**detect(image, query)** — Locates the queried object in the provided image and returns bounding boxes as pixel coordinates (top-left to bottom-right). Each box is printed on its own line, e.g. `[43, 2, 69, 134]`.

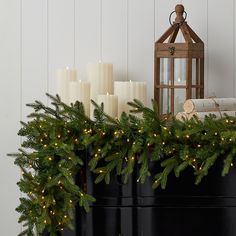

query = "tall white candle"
[69, 80, 90, 117]
[56, 67, 77, 104]
[114, 81, 131, 117]
[87, 62, 113, 101]
[69, 80, 78, 104]
[97, 93, 118, 118]
[87, 62, 113, 116]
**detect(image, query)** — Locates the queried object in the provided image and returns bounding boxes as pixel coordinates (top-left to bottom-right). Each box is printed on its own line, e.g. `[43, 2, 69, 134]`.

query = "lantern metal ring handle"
[169, 10, 187, 26]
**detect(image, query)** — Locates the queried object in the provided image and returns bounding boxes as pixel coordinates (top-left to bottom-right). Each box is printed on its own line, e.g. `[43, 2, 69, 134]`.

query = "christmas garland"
[10, 93, 236, 236]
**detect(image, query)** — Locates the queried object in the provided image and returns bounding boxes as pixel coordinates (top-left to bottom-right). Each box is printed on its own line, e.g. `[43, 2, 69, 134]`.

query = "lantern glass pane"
[174, 89, 186, 114]
[159, 88, 170, 114]
[192, 59, 197, 85]
[160, 58, 171, 85]
[174, 59, 186, 85]
[192, 88, 197, 99]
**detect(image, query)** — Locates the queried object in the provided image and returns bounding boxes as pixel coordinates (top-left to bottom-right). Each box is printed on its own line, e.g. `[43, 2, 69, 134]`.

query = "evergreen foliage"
[9, 94, 236, 235]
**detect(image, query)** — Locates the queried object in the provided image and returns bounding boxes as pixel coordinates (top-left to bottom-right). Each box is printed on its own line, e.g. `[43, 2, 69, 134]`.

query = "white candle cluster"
[56, 63, 147, 119]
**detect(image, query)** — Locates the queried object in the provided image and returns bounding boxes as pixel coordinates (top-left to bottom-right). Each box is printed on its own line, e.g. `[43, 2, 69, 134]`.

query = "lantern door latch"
[168, 46, 175, 55]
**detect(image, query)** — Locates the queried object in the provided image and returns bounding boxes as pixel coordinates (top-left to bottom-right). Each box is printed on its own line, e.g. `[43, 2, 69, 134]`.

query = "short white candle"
[114, 81, 147, 117]
[69, 80, 91, 117]
[56, 67, 77, 104]
[97, 93, 118, 118]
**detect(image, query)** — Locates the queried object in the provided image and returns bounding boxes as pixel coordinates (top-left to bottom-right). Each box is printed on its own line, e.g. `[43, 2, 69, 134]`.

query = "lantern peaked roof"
[156, 4, 203, 44]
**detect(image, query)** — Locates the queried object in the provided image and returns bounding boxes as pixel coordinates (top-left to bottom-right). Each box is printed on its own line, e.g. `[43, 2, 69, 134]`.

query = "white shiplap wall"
[1, 0, 235, 234]
[0, 0, 21, 235]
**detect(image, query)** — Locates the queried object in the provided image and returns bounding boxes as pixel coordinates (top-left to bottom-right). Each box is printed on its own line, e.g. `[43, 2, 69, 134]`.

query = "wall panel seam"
[206, 0, 209, 96]
[47, 0, 49, 105]
[233, 0, 235, 97]
[126, 0, 129, 80]
[19, 0, 23, 233]
[99, 0, 103, 61]
[74, 0, 76, 68]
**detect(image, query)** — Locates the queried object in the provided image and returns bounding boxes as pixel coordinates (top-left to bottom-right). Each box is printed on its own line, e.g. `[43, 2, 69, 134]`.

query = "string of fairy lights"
[15, 94, 236, 234]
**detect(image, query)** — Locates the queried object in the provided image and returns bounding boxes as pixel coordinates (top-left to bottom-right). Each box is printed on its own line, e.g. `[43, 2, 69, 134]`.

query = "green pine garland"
[9, 93, 236, 235]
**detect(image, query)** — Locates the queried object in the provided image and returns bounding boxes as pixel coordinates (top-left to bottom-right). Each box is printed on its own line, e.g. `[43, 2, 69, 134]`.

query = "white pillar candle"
[69, 80, 79, 104]
[69, 80, 90, 117]
[174, 77, 186, 114]
[56, 67, 77, 104]
[114, 81, 131, 117]
[130, 81, 147, 118]
[114, 81, 147, 117]
[87, 62, 113, 101]
[88, 62, 113, 117]
[129, 81, 147, 106]
[97, 93, 118, 118]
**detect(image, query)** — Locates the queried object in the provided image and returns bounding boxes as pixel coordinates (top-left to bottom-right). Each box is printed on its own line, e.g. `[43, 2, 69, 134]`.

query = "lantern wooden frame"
[154, 4, 204, 114]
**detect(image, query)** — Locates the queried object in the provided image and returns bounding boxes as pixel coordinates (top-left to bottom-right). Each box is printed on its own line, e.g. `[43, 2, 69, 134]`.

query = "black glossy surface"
[44, 151, 236, 236]
[89, 160, 236, 202]
[77, 206, 236, 236]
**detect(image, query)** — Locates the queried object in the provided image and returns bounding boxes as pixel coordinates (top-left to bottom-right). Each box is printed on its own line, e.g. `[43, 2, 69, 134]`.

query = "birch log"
[183, 98, 236, 114]
[188, 111, 236, 121]
[175, 112, 189, 121]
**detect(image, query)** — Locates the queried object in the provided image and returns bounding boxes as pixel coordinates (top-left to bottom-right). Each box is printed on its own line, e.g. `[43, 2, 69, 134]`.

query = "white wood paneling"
[75, 0, 100, 80]
[182, 0, 208, 95]
[208, 0, 234, 97]
[102, 0, 127, 81]
[48, 0, 75, 95]
[22, 0, 48, 117]
[155, 0, 179, 40]
[128, 0, 155, 106]
[0, 0, 21, 235]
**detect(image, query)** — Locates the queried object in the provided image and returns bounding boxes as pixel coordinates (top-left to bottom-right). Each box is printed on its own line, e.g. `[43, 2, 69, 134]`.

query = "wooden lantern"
[154, 4, 204, 114]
